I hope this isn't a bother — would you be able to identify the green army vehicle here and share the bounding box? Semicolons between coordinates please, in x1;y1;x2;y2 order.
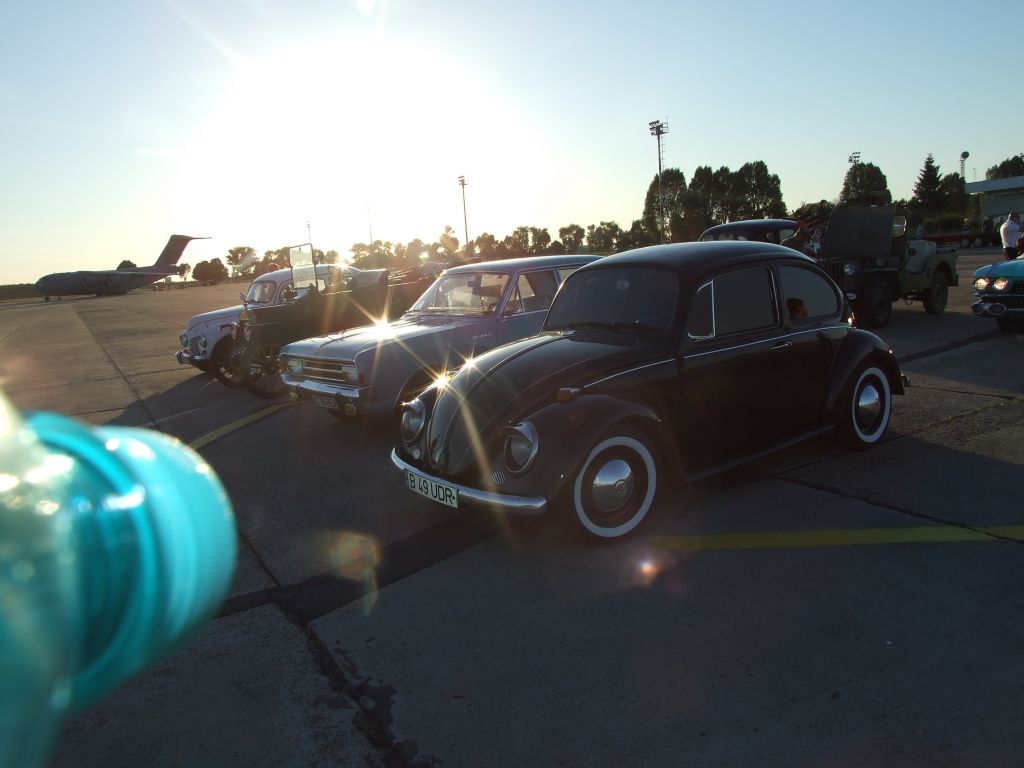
818;203;959;328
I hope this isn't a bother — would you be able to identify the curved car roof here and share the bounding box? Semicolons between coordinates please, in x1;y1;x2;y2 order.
574;241;818;283
443;254;597;274
699;219;797;239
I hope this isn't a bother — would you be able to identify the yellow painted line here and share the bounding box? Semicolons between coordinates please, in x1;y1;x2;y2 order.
649;524;1024;552
188;402;295;451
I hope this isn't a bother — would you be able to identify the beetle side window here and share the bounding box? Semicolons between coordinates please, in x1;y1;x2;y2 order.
713;267;777;336
778;265;839;321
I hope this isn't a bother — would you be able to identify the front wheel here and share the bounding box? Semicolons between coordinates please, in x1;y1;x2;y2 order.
572;429;659;540
857;280;892;329
922;271;949;315
836;364;892;450
212;340;246;388
244;342;286;399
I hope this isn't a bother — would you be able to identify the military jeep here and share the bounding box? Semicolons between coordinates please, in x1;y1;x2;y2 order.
818;203;959;328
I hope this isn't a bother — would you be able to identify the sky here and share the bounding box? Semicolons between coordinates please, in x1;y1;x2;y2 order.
1;0;1019;284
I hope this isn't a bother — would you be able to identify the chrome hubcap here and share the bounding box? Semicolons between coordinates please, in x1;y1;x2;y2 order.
856;382;882;430
591;459;634;513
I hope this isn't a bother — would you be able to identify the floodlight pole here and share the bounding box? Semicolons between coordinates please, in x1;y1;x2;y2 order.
458;176;469;249
649;120;669;243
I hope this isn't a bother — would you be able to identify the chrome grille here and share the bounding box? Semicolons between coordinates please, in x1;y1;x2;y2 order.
297;357;357;385
188;337;202;356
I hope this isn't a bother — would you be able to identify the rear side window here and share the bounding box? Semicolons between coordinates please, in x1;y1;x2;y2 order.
508;270;559;314
778;265;839;320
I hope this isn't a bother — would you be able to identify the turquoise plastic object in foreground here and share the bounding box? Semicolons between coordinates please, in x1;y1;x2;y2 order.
0;395;236;768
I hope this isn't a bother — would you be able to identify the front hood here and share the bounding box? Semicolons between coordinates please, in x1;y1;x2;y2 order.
185;304;243;333
426;331;665;477
974;260;1024;279
279;314;481;360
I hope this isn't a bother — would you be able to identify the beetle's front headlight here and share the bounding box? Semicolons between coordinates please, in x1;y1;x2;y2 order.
400;399;427;443
504;422;539;475
993;277;1010;291
286;358;303;377
843;262;858;276
179;332;188;347
974;277;990;291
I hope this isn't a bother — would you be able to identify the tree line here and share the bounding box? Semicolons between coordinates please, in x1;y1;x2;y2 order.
213;151;1023;273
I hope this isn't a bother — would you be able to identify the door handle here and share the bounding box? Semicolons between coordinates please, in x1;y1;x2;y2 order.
770;342;792;351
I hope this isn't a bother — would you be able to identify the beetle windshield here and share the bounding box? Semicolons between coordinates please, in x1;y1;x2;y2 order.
545;267;678;334
408;271;509;316
245;280;276;303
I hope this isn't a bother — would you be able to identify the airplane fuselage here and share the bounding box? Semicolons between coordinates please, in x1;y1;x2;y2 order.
34;268;179;298
33;234;206;299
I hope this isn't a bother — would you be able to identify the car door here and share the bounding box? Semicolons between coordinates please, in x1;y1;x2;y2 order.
677;265;796;472
776;263;846;433
495;268;561;345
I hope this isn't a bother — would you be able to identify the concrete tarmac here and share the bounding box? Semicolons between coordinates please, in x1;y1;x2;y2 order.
2;252;1022;767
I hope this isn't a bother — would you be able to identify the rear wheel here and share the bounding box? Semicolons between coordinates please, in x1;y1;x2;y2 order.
836;363;892;449
212;340;246;388
244;342;286;398
922;271;948;315
857;279;892;329
572;429;659;540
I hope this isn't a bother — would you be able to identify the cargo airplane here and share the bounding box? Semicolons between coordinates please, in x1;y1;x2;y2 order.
34;235;208;300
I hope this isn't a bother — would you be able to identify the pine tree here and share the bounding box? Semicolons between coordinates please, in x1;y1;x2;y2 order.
912;154;944;212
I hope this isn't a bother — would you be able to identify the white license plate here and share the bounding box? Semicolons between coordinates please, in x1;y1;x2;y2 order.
313;394;339;410
405;469;459;509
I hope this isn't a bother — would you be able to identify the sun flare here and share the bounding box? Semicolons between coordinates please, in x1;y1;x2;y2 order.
175;36;545;252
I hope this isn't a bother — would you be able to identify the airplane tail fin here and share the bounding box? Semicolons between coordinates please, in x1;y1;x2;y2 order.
154;235;210;269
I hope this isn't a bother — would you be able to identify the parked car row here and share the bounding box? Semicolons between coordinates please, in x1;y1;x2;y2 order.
176;240;924;540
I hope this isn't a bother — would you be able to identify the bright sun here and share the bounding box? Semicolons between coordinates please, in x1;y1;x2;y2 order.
175;36;545;252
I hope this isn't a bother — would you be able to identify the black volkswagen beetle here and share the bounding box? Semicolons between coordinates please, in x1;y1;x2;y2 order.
392;241;907;540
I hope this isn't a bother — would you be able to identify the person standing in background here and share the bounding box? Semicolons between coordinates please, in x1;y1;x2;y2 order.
1000;212;1021;260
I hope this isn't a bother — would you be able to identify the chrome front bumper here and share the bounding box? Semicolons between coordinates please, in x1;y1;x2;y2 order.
972;300;1024;318
390;449;548;516
176;350;210;366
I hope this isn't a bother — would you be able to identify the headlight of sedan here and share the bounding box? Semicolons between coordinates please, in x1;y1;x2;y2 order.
843;262;858;276
243;325;253;341
400;399;427;443
339;363;361;385
179;332;188;347
974;277;990;291
286;358;303;376
993;277;1010;291
504;422;539;475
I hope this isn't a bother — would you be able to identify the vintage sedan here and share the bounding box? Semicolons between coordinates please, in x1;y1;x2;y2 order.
176;264;351;386
972;259;1024;333
392;241;907;540
279;255;597;419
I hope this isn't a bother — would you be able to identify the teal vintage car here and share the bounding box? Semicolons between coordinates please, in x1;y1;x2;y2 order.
972;259;1024;332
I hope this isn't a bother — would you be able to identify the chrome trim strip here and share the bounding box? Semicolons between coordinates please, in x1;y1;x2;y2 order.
390;449;547;516
585;359;676;389
289;378;363;399
683;326;850;360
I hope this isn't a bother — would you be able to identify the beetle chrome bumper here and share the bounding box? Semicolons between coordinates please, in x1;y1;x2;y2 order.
390;449;548;516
